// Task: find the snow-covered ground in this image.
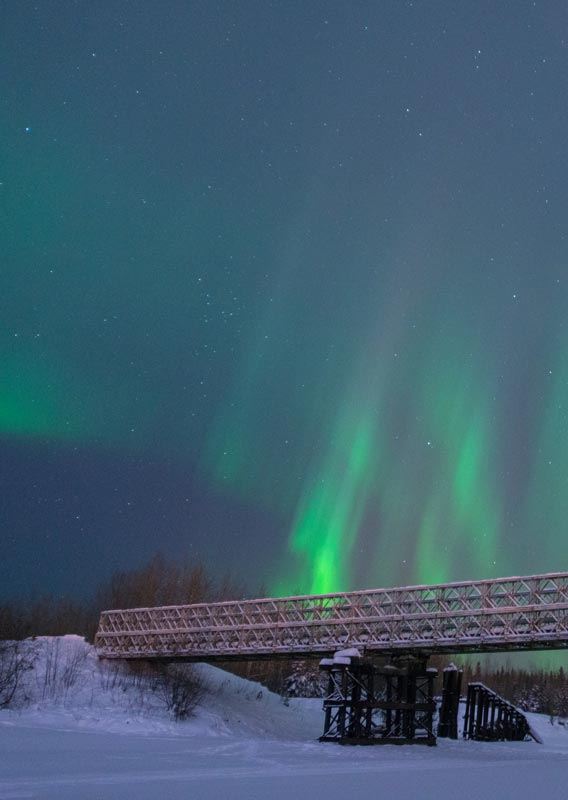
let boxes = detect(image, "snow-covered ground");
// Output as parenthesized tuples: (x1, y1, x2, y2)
(1, 636, 567, 799)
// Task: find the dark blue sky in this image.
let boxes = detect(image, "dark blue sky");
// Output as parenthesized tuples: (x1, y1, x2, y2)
(2, 1, 568, 600)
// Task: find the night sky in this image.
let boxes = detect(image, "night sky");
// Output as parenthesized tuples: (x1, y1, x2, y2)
(2, 1, 568, 602)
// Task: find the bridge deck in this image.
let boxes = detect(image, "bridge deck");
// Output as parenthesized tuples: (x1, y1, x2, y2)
(94, 572, 568, 661)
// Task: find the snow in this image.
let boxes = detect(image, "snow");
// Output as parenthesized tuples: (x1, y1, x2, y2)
(320, 647, 361, 666)
(332, 648, 361, 659)
(1, 637, 568, 799)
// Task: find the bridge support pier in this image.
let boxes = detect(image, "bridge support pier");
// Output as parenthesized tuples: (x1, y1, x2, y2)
(438, 664, 463, 739)
(319, 651, 437, 745)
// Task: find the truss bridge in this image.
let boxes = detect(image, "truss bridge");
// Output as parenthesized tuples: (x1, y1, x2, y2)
(94, 571, 568, 662)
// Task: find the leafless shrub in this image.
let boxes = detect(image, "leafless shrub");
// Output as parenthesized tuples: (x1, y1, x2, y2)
(96, 659, 205, 719)
(0, 641, 36, 708)
(124, 660, 161, 692)
(152, 663, 206, 721)
(98, 659, 126, 693)
(39, 638, 61, 700)
(61, 641, 88, 690)
(35, 638, 89, 701)
(99, 660, 157, 711)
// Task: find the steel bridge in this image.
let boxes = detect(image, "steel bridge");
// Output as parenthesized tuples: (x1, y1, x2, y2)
(94, 571, 568, 662)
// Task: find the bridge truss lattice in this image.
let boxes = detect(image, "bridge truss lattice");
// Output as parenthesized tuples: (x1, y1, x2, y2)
(95, 572, 568, 661)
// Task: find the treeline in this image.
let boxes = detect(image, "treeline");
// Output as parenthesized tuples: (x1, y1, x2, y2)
(455, 660, 568, 717)
(0, 553, 254, 643)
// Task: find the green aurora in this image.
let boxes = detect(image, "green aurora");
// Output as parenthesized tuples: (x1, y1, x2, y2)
(2, 1, 568, 607)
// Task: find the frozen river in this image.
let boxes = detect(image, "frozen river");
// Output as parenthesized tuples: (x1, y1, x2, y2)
(2, 715, 568, 800)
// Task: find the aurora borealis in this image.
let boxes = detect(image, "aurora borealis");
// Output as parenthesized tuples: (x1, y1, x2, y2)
(2, 1, 568, 601)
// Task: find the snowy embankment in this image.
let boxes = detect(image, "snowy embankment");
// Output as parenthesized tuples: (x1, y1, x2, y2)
(0, 635, 321, 740)
(1, 637, 568, 800)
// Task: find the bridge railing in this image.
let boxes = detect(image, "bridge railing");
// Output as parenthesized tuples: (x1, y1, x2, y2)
(94, 572, 568, 660)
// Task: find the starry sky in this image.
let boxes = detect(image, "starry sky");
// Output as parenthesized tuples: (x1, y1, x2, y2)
(2, 0, 568, 602)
